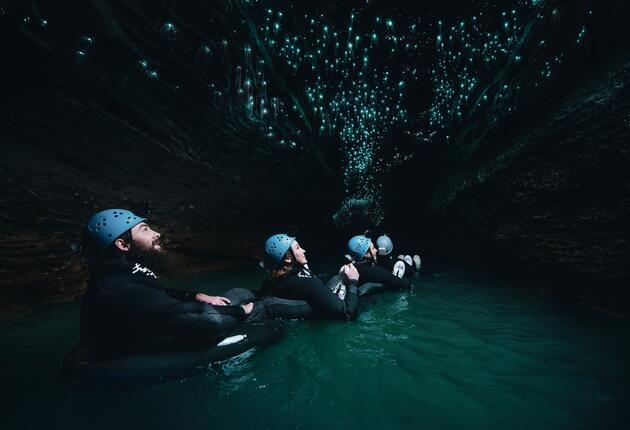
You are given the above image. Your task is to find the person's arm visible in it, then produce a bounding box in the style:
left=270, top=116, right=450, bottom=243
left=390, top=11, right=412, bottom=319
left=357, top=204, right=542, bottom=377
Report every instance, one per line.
left=105, top=282, right=247, bottom=343
left=163, top=287, right=232, bottom=306
left=169, top=304, right=247, bottom=343
left=292, top=276, right=359, bottom=321
left=162, top=287, right=199, bottom=302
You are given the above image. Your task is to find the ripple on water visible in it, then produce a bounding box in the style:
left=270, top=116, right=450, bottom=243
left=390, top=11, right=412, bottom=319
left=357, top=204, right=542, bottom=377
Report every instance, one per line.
left=2, top=266, right=629, bottom=430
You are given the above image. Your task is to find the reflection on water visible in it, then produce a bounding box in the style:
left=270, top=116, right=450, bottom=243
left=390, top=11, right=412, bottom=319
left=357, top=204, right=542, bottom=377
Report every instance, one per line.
left=1, top=264, right=628, bottom=430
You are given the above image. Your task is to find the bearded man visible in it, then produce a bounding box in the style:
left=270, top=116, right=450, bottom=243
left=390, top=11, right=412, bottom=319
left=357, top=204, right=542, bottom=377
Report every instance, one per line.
left=79, top=209, right=256, bottom=360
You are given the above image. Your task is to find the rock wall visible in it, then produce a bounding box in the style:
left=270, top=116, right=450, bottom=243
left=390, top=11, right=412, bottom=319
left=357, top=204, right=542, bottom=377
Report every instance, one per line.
left=386, top=1, right=630, bottom=285
left=0, top=0, right=339, bottom=316
left=423, top=49, right=630, bottom=280
left=1, top=0, right=629, bottom=317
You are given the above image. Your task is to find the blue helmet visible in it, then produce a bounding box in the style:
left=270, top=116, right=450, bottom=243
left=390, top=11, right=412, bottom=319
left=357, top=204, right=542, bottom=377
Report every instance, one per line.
left=263, top=234, right=295, bottom=269
left=83, top=209, right=146, bottom=259
left=347, top=235, right=372, bottom=261
left=376, top=234, right=393, bottom=255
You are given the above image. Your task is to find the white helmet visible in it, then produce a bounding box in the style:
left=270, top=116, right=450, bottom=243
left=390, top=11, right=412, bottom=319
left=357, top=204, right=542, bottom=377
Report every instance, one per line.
left=376, top=234, right=393, bottom=256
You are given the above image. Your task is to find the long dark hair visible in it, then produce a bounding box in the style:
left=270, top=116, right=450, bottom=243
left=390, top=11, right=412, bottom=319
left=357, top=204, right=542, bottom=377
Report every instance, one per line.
left=271, top=248, right=296, bottom=278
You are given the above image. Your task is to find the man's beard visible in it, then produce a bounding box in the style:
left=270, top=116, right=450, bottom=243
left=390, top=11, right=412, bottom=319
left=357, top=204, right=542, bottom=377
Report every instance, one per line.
left=126, top=241, right=176, bottom=276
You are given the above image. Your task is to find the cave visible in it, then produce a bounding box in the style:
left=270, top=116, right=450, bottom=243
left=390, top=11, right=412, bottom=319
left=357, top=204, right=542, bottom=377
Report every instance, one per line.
left=1, top=0, right=629, bottom=427
left=1, top=0, right=628, bottom=315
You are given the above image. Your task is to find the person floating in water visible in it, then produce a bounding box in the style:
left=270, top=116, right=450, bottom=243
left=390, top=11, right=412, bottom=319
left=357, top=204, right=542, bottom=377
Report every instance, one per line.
left=260, top=234, right=360, bottom=321
left=375, top=234, right=422, bottom=278
left=347, top=233, right=412, bottom=293
left=78, top=208, right=257, bottom=360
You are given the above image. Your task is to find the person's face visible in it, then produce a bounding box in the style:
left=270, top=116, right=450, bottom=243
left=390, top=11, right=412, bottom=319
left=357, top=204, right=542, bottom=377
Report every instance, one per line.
left=112, top=222, right=172, bottom=273
left=124, top=222, right=162, bottom=252
left=290, top=241, right=308, bottom=265
left=364, top=241, right=377, bottom=261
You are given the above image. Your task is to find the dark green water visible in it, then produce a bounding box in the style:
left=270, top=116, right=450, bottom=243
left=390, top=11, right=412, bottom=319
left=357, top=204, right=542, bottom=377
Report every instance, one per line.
left=2, top=264, right=628, bottom=430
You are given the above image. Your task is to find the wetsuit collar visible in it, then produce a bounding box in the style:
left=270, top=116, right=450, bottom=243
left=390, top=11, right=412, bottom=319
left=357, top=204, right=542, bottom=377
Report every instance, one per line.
left=270, top=264, right=311, bottom=281
left=89, top=258, right=158, bottom=279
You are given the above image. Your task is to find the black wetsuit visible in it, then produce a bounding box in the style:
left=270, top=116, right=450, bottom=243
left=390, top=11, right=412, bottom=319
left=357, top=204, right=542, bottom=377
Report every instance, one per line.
left=376, top=254, right=394, bottom=272
left=80, top=259, right=248, bottom=359
left=377, top=255, right=416, bottom=278
left=356, top=259, right=411, bottom=292
left=261, top=265, right=359, bottom=321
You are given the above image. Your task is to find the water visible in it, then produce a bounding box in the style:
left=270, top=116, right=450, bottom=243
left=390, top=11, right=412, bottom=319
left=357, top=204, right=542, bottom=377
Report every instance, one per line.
left=1, top=264, right=628, bottom=430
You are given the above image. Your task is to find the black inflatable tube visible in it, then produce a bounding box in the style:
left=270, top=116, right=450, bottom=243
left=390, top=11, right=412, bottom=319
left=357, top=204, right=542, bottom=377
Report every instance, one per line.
left=326, top=275, right=385, bottom=297
left=60, top=320, right=285, bottom=388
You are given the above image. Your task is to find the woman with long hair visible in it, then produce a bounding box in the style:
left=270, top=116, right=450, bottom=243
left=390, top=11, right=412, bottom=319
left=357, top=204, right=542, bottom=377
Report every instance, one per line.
left=260, top=234, right=360, bottom=321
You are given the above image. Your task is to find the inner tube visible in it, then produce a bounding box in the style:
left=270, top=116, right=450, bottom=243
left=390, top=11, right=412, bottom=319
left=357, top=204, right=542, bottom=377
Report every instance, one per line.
left=326, top=275, right=385, bottom=297
left=60, top=320, right=285, bottom=388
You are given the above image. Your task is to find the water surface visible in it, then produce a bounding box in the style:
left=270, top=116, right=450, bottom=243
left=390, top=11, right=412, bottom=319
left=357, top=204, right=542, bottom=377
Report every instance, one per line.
left=1, top=264, right=628, bottom=429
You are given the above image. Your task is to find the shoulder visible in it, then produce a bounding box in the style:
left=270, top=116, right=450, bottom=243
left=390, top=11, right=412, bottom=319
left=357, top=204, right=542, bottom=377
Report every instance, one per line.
left=90, top=260, right=159, bottom=294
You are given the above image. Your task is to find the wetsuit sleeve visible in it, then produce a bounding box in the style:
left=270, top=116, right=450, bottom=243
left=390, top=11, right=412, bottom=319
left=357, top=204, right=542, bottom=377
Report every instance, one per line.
left=289, top=276, right=359, bottom=321
left=169, top=305, right=246, bottom=342
left=105, top=282, right=245, bottom=343
left=376, top=256, right=395, bottom=272
left=162, top=287, right=199, bottom=302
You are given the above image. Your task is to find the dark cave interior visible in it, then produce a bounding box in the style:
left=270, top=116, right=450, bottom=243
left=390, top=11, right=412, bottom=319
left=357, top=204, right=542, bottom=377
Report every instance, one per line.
left=1, top=0, right=629, bottom=315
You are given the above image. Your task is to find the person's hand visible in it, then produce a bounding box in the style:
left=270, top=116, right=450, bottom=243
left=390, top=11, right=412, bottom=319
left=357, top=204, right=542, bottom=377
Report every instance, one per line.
left=241, top=302, right=254, bottom=315
left=195, top=293, right=231, bottom=306
left=342, top=263, right=359, bottom=282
